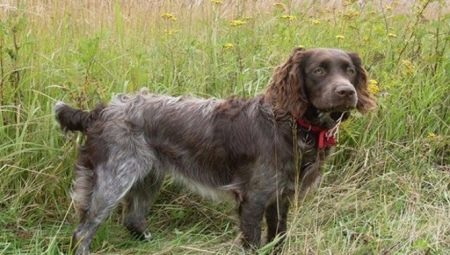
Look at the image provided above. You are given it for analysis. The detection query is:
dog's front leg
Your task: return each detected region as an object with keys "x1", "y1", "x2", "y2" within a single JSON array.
[
  {"x1": 238, "y1": 193, "x2": 268, "y2": 249},
  {"x1": 299, "y1": 162, "x2": 322, "y2": 198},
  {"x1": 265, "y1": 196, "x2": 290, "y2": 245}
]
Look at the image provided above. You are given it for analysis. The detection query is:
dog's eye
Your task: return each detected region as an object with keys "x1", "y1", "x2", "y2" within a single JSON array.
[
  {"x1": 313, "y1": 67, "x2": 325, "y2": 76},
  {"x1": 346, "y1": 67, "x2": 356, "y2": 75}
]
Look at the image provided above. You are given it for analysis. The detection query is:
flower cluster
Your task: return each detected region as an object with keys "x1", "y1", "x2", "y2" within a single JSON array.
[
  {"x1": 164, "y1": 29, "x2": 179, "y2": 36},
  {"x1": 223, "y1": 43, "x2": 234, "y2": 49},
  {"x1": 161, "y1": 13, "x2": 177, "y2": 21},
  {"x1": 311, "y1": 19, "x2": 321, "y2": 25},
  {"x1": 280, "y1": 15, "x2": 296, "y2": 21},
  {"x1": 388, "y1": 33, "x2": 397, "y2": 38},
  {"x1": 230, "y1": 19, "x2": 247, "y2": 27},
  {"x1": 210, "y1": 0, "x2": 223, "y2": 5},
  {"x1": 401, "y1": 60, "x2": 415, "y2": 75},
  {"x1": 343, "y1": 9, "x2": 360, "y2": 19},
  {"x1": 368, "y1": 79, "x2": 380, "y2": 95},
  {"x1": 273, "y1": 3, "x2": 286, "y2": 10}
]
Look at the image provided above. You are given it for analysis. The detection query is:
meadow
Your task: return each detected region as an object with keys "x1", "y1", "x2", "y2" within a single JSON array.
[{"x1": 0, "y1": 0, "x2": 449, "y2": 254}]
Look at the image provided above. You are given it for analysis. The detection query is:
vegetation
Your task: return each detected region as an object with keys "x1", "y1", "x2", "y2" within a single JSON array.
[{"x1": 0, "y1": 0, "x2": 448, "y2": 254}]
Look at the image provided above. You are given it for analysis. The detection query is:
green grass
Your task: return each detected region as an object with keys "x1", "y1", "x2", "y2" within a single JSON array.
[{"x1": 1, "y1": 0, "x2": 449, "y2": 254}]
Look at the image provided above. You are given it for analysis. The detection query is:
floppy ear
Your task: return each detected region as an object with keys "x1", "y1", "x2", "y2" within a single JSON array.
[
  {"x1": 347, "y1": 52, "x2": 377, "y2": 114},
  {"x1": 265, "y1": 47, "x2": 308, "y2": 119}
]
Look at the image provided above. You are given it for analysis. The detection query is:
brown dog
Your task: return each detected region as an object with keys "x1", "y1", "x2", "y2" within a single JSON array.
[{"x1": 55, "y1": 48, "x2": 375, "y2": 255}]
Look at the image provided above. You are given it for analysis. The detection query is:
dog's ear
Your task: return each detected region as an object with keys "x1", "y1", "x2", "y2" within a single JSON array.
[
  {"x1": 347, "y1": 52, "x2": 377, "y2": 114},
  {"x1": 266, "y1": 47, "x2": 308, "y2": 119}
]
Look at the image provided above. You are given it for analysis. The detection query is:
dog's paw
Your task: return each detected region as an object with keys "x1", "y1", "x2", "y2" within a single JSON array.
[
  {"x1": 129, "y1": 229, "x2": 152, "y2": 241},
  {"x1": 142, "y1": 230, "x2": 152, "y2": 241}
]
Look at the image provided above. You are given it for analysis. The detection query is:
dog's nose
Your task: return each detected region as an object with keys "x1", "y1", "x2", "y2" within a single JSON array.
[{"x1": 335, "y1": 85, "x2": 356, "y2": 97}]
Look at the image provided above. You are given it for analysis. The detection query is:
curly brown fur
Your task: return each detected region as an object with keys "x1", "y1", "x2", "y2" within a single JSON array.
[{"x1": 55, "y1": 48, "x2": 376, "y2": 255}]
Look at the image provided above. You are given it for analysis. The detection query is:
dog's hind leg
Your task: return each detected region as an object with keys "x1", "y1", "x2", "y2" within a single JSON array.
[
  {"x1": 123, "y1": 172, "x2": 164, "y2": 241},
  {"x1": 71, "y1": 160, "x2": 141, "y2": 255},
  {"x1": 71, "y1": 163, "x2": 95, "y2": 224}
]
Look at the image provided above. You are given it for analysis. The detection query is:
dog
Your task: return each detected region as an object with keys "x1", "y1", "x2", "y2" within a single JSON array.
[{"x1": 55, "y1": 47, "x2": 376, "y2": 254}]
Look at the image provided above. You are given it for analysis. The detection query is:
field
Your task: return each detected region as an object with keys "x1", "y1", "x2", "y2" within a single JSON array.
[{"x1": 0, "y1": 0, "x2": 449, "y2": 254}]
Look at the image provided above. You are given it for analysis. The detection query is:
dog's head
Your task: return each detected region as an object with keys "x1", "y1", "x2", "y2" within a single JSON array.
[{"x1": 266, "y1": 47, "x2": 376, "y2": 118}]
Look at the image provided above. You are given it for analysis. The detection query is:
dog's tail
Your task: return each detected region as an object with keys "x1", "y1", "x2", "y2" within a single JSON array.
[{"x1": 54, "y1": 101, "x2": 104, "y2": 133}]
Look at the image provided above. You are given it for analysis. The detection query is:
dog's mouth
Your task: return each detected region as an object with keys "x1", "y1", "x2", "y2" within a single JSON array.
[
  {"x1": 310, "y1": 97, "x2": 357, "y2": 115},
  {"x1": 318, "y1": 105, "x2": 355, "y2": 115},
  {"x1": 303, "y1": 105, "x2": 351, "y2": 129}
]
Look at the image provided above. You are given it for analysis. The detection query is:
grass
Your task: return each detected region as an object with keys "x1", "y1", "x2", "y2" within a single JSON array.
[{"x1": 0, "y1": 0, "x2": 449, "y2": 254}]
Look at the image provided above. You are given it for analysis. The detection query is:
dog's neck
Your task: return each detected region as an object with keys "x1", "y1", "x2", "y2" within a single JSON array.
[{"x1": 294, "y1": 106, "x2": 350, "y2": 150}]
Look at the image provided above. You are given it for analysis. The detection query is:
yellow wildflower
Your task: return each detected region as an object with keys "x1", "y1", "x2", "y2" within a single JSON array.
[
  {"x1": 368, "y1": 79, "x2": 380, "y2": 95},
  {"x1": 336, "y1": 34, "x2": 345, "y2": 40},
  {"x1": 343, "y1": 10, "x2": 360, "y2": 19},
  {"x1": 311, "y1": 19, "x2": 321, "y2": 25},
  {"x1": 164, "y1": 29, "x2": 179, "y2": 36},
  {"x1": 223, "y1": 43, "x2": 234, "y2": 49},
  {"x1": 161, "y1": 13, "x2": 177, "y2": 21},
  {"x1": 230, "y1": 19, "x2": 247, "y2": 27},
  {"x1": 386, "y1": 5, "x2": 393, "y2": 11},
  {"x1": 344, "y1": 0, "x2": 358, "y2": 6},
  {"x1": 273, "y1": 3, "x2": 286, "y2": 9},
  {"x1": 427, "y1": 132, "x2": 437, "y2": 139},
  {"x1": 210, "y1": 0, "x2": 223, "y2": 5},
  {"x1": 280, "y1": 15, "x2": 296, "y2": 21},
  {"x1": 298, "y1": 44, "x2": 305, "y2": 49},
  {"x1": 401, "y1": 60, "x2": 415, "y2": 75},
  {"x1": 388, "y1": 33, "x2": 397, "y2": 38}
]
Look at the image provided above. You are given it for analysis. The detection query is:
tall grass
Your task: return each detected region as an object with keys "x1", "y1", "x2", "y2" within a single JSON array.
[{"x1": 0, "y1": 0, "x2": 449, "y2": 254}]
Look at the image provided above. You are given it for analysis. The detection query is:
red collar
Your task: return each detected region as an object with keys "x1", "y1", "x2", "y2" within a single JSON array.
[{"x1": 296, "y1": 118, "x2": 337, "y2": 149}]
